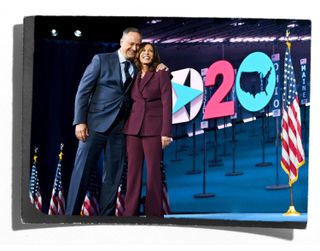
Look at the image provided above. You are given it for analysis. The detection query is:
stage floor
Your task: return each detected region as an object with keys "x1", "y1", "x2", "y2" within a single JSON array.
[
  {"x1": 165, "y1": 213, "x2": 307, "y2": 222},
  {"x1": 163, "y1": 212, "x2": 307, "y2": 228}
]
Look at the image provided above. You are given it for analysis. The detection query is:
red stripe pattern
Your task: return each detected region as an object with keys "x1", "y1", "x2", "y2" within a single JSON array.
[
  {"x1": 29, "y1": 162, "x2": 42, "y2": 212},
  {"x1": 116, "y1": 158, "x2": 128, "y2": 216},
  {"x1": 116, "y1": 158, "x2": 171, "y2": 216},
  {"x1": 80, "y1": 171, "x2": 100, "y2": 216},
  {"x1": 115, "y1": 185, "x2": 125, "y2": 216},
  {"x1": 162, "y1": 185, "x2": 170, "y2": 215},
  {"x1": 80, "y1": 192, "x2": 100, "y2": 216},
  {"x1": 48, "y1": 163, "x2": 65, "y2": 215},
  {"x1": 281, "y1": 45, "x2": 305, "y2": 186},
  {"x1": 161, "y1": 160, "x2": 171, "y2": 214}
]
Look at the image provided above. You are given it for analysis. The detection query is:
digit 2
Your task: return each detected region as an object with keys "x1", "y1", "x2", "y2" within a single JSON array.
[{"x1": 204, "y1": 60, "x2": 235, "y2": 119}]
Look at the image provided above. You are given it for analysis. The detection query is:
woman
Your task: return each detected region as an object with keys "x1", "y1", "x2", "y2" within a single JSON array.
[{"x1": 123, "y1": 42, "x2": 172, "y2": 217}]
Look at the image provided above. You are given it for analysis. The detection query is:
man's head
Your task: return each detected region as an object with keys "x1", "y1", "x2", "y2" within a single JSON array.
[{"x1": 120, "y1": 27, "x2": 142, "y2": 61}]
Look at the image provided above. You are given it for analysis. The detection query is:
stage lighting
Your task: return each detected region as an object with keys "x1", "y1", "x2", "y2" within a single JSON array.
[
  {"x1": 230, "y1": 21, "x2": 245, "y2": 27},
  {"x1": 147, "y1": 19, "x2": 162, "y2": 24},
  {"x1": 74, "y1": 30, "x2": 82, "y2": 37},
  {"x1": 287, "y1": 22, "x2": 299, "y2": 28},
  {"x1": 51, "y1": 29, "x2": 58, "y2": 37}
]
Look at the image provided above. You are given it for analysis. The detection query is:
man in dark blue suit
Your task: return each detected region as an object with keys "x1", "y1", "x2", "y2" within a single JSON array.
[{"x1": 66, "y1": 27, "x2": 142, "y2": 215}]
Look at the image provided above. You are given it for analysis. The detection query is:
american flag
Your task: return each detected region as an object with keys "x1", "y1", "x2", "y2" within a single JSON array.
[
  {"x1": 29, "y1": 149, "x2": 42, "y2": 212},
  {"x1": 281, "y1": 43, "x2": 305, "y2": 186},
  {"x1": 115, "y1": 158, "x2": 128, "y2": 216},
  {"x1": 161, "y1": 159, "x2": 171, "y2": 215},
  {"x1": 115, "y1": 185, "x2": 126, "y2": 216},
  {"x1": 48, "y1": 161, "x2": 65, "y2": 215},
  {"x1": 115, "y1": 157, "x2": 171, "y2": 216},
  {"x1": 80, "y1": 171, "x2": 100, "y2": 216}
]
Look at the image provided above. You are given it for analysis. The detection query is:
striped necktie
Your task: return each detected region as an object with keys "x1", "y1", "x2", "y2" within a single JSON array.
[{"x1": 123, "y1": 61, "x2": 133, "y2": 89}]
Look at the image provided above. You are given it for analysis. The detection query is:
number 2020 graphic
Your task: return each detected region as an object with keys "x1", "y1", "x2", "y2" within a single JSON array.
[{"x1": 203, "y1": 52, "x2": 276, "y2": 120}]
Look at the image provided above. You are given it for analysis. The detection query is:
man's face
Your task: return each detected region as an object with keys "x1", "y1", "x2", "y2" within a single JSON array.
[{"x1": 120, "y1": 32, "x2": 142, "y2": 61}]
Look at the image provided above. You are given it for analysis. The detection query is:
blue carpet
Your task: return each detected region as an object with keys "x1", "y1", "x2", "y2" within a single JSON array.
[{"x1": 151, "y1": 115, "x2": 310, "y2": 217}]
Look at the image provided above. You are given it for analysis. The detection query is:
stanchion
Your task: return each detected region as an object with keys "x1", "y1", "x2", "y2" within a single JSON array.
[
  {"x1": 186, "y1": 123, "x2": 202, "y2": 175},
  {"x1": 209, "y1": 120, "x2": 223, "y2": 167},
  {"x1": 266, "y1": 116, "x2": 289, "y2": 190},
  {"x1": 264, "y1": 107, "x2": 274, "y2": 144},
  {"x1": 194, "y1": 124, "x2": 215, "y2": 198},
  {"x1": 255, "y1": 113, "x2": 272, "y2": 167},
  {"x1": 187, "y1": 123, "x2": 200, "y2": 156},
  {"x1": 225, "y1": 119, "x2": 243, "y2": 176},
  {"x1": 206, "y1": 129, "x2": 215, "y2": 147},
  {"x1": 250, "y1": 112, "x2": 258, "y2": 137},
  {"x1": 179, "y1": 123, "x2": 189, "y2": 152},
  {"x1": 171, "y1": 126, "x2": 181, "y2": 162},
  {"x1": 220, "y1": 117, "x2": 231, "y2": 157}
]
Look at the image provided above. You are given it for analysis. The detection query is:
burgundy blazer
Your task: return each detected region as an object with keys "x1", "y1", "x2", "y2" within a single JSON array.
[{"x1": 123, "y1": 70, "x2": 172, "y2": 137}]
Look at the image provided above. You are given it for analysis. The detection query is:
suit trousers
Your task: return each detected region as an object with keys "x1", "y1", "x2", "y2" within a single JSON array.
[
  {"x1": 66, "y1": 119, "x2": 125, "y2": 216},
  {"x1": 124, "y1": 135, "x2": 163, "y2": 217}
]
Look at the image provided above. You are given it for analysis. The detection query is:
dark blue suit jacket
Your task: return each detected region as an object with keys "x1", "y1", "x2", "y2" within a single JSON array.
[{"x1": 73, "y1": 52, "x2": 136, "y2": 132}]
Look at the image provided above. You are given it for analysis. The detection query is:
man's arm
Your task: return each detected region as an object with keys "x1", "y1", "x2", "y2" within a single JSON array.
[
  {"x1": 73, "y1": 55, "x2": 101, "y2": 141},
  {"x1": 75, "y1": 123, "x2": 89, "y2": 142},
  {"x1": 156, "y1": 63, "x2": 169, "y2": 72},
  {"x1": 73, "y1": 55, "x2": 101, "y2": 126}
]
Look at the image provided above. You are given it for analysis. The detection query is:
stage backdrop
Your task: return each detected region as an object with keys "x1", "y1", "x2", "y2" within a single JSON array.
[{"x1": 26, "y1": 16, "x2": 310, "y2": 227}]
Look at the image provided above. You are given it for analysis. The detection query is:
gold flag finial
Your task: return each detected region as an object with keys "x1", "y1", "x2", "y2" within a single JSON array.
[
  {"x1": 59, "y1": 143, "x2": 64, "y2": 161},
  {"x1": 286, "y1": 29, "x2": 291, "y2": 51},
  {"x1": 33, "y1": 146, "x2": 39, "y2": 163},
  {"x1": 286, "y1": 29, "x2": 290, "y2": 37}
]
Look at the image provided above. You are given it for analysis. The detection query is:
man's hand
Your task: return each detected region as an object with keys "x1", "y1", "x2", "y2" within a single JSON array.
[
  {"x1": 156, "y1": 63, "x2": 169, "y2": 72},
  {"x1": 161, "y1": 136, "x2": 172, "y2": 149},
  {"x1": 75, "y1": 123, "x2": 89, "y2": 142}
]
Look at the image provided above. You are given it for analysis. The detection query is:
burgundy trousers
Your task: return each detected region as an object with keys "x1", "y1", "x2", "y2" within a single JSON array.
[{"x1": 123, "y1": 135, "x2": 163, "y2": 217}]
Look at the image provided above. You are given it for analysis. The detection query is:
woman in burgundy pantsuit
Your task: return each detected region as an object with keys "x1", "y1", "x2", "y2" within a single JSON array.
[{"x1": 123, "y1": 42, "x2": 172, "y2": 217}]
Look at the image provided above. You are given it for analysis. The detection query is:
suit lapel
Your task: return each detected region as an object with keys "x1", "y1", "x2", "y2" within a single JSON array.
[
  {"x1": 131, "y1": 72, "x2": 144, "y2": 98},
  {"x1": 133, "y1": 65, "x2": 138, "y2": 78},
  {"x1": 122, "y1": 60, "x2": 137, "y2": 94},
  {"x1": 110, "y1": 52, "x2": 123, "y2": 91},
  {"x1": 139, "y1": 71, "x2": 154, "y2": 93}
]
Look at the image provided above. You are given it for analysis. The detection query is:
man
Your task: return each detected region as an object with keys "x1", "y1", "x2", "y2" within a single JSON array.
[{"x1": 66, "y1": 27, "x2": 166, "y2": 215}]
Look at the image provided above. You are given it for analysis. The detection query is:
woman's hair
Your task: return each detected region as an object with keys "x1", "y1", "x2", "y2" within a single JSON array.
[{"x1": 135, "y1": 42, "x2": 161, "y2": 72}]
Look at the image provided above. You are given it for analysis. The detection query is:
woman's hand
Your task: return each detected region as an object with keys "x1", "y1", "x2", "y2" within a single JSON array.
[{"x1": 161, "y1": 136, "x2": 172, "y2": 149}]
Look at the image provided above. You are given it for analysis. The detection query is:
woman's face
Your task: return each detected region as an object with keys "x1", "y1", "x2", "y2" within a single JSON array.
[{"x1": 139, "y1": 44, "x2": 154, "y2": 66}]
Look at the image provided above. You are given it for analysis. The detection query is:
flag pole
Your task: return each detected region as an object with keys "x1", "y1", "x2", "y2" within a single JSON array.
[
  {"x1": 29, "y1": 146, "x2": 43, "y2": 212},
  {"x1": 284, "y1": 185, "x2": 300, "y2": 216},
  {"x1": 59, "y1": 143, "x2": 64, "y2": 162},
  {"x1": 48, "y1": 143, "x2": 65, "y2": 215},
  {"x1": 33, "y1": 146, "x2": 39, "y2": 165},
  {"x1": 282, "y1": 29, "x2": 301, "y2": 216}
]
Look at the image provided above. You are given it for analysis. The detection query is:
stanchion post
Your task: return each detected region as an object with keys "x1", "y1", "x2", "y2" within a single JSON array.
[
  {"x1": 225, "y1": 119, "x2": 243, "y2": 176},
  {"x1": 171, "y1": 125, "x2": 182, "y2": 162},
  {"x1": 255, "y1": 113, "x2": 272, "y2": 167},
  {"x1": 194, "y1": 121, "x2": 215, "y2": 198},
  {"x1": 209, "y1": 119, "x2": 223, "y2": 167},
  {"x1": 186, "y1": 122, "x2": 201, "y2": 175},
  {"x1": 266, "y1": 116, "x2": 289, "y2": 190}
]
